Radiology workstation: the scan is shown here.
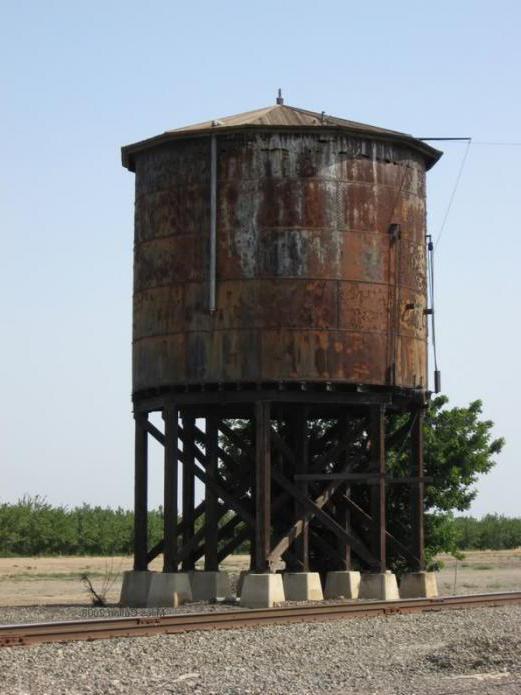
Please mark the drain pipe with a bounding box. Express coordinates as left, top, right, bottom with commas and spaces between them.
209, 133, 217, 313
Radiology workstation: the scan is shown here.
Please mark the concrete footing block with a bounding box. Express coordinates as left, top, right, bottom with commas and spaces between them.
236, 570, 249, 597
324, 571, 361, 599
119, 570, 153, 608
240, 573, 285, 608
359, 571, 399, 600
191, 571, 231, 601
283, 572, 324, 601
400, 571, 439, 598
146, 572, 192, 607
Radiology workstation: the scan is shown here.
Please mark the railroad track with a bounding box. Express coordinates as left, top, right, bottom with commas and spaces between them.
1, 592, 520, 648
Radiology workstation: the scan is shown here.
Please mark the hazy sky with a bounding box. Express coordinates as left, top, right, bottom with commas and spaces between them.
1, 1, 520, 516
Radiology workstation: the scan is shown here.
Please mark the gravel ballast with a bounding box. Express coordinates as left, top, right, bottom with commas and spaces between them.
1, 606, 520, 694
0, 602, 242, 626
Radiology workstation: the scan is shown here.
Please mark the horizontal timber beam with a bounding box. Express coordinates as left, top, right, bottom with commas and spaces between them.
133, 389, 394, 412
295, 474, 433, 484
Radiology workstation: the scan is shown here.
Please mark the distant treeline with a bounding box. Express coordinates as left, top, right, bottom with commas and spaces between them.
0, 496, 246, 557
0, 496, 154, 556
452, 515, 521, 551
0, 497, 520, 556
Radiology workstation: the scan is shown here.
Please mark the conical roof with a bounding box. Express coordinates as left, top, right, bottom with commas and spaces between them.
169, 103, 409, 137
122, 102, 441, 171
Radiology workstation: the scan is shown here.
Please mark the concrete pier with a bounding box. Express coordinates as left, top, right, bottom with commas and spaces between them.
359, 572, 399, 600
146, 572, 192, 607
119, 570, 153, 608
190, 571, 231, 601
236, 570, 249, 598
283, 572, 324, 601
324, 571, 361, 599
400, 571, 438, 598
240, 573, 285, 608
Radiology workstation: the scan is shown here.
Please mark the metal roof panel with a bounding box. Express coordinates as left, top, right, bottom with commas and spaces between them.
122, 103, 442, 171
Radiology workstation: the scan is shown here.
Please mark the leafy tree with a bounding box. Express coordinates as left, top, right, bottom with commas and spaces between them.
384, 395, 504, 570
423, 396, 504, 512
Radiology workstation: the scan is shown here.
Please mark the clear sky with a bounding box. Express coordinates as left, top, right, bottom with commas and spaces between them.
1, 0, 520, 516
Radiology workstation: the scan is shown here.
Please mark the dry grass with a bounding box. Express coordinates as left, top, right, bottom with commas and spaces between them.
0, 555, 251, 606
0, 550, 520, 607
436, 548, 521, 596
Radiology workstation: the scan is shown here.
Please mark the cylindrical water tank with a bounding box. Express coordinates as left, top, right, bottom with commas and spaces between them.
122, 104, 441, 396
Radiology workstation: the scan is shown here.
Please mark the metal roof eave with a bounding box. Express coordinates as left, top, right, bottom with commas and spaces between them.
121, 124, 442, 172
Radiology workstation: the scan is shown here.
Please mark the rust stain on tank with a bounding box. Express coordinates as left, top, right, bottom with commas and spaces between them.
128, 123, 439, 394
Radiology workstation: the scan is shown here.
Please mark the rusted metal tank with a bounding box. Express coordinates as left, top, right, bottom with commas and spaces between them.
122, 104, 441, 395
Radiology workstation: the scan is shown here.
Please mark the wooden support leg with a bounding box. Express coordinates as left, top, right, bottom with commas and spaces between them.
134, 412, 149, 571
369, 405, 386, 573
284, 407, 309, 572
249, 540, 257, 570
411, 408, 425, 571
293, 407, 309, 571
163, 405, 179, 573
336, 413, 352, 571
335, 499, 351, 570
205, 414, 219, 571
182, 415, 196, 572
255, 401, 271, 572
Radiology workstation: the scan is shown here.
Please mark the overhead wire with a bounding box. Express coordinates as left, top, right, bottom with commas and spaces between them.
472, 140, 521, 146
424, 138, 471, 392
434, 138, 472, 250
419, 135, 521, 392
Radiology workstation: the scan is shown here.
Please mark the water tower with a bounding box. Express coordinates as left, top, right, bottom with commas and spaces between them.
120, 95, 442, 606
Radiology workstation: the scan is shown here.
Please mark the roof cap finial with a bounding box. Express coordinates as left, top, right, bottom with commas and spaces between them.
276, 88, 284, 105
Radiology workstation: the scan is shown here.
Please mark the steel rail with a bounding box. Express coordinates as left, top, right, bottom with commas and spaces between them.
1, 592, 520, 648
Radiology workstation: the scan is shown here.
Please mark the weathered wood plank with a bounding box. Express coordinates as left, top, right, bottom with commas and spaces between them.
411, 409, 426, 570
163, 406, 179, 573
134, 413, 149, 571
369, 405, 386, 572
205, 415, 219, 571
255, 402, 271, 572
182, 415, 196, 571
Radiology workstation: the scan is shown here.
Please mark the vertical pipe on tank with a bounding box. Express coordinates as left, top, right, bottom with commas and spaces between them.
209, 134, 217, 313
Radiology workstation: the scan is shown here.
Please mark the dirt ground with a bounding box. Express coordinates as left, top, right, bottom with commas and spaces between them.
0, 550, 520, 608
0, 555, 249, 606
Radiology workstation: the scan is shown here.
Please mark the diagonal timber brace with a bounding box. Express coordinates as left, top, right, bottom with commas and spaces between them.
268, 464, 377, 567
